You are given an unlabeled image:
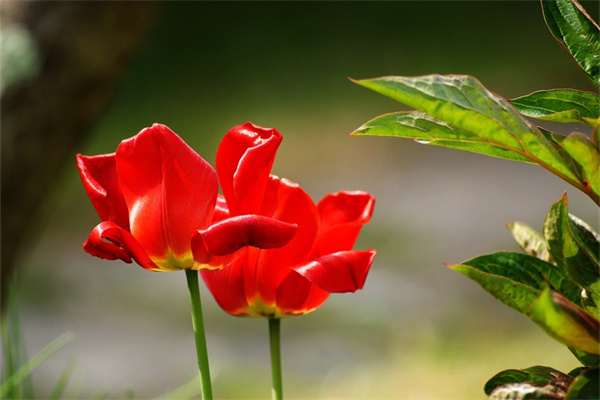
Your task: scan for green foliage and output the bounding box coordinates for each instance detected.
[1,280,74,400]
[541,0,600,88]
[506,222,552,262]
[485,366,573,399]
[448,251,581,312]
[565,366,599,399]
[544,195,600,308]
[351,74,599,204]
[527,288,599,355]
[353,0,599,398]
[0,280,202,399]
[511,89,600,127]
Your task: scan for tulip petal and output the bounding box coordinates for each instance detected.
[83,221,160,270]
[217,122,281,215]
[201,260,250,316]
[211,195,230,223]
[76,153,130,230]
[115,124,218,261]
[192,215,298,265]
[276,270,330,316]
[314,191,375,255]
[254,177,320,304]
[293,249,376,293]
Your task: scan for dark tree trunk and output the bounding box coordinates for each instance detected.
[1,1,159,309]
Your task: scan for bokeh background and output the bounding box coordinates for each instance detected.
[4,1,599,399]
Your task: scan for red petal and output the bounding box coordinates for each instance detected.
[292,249,376,293]
[276,270,329,315]
[313,191,375,256]
[253,177,320,304]
[216,122,281,215]
[211,195,230,223]
[77,153,130,230]
[83,221,159,270]
[115,124,218,260]
[201,260,250,315]
[192,215,297,264]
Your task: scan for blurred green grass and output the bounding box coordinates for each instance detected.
[12,1,599,399]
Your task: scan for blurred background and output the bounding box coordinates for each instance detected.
[2,1,599,399]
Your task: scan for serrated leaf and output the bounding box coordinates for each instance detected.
[543,194,600,298]
[485,365,573,397]
[351,74,599,204]
[566,366,600,399]
[527,288,600,355]
[448,252,581,314]
[507,221,552,262]
[542,0,600,88]
[511,89,600,127]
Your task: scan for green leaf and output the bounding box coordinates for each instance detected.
[0,332,73,399]
[351,74,599,203]
[542,0,600,88]
[561,133,600,198]
[538,128,600,201]
[49,357,76,400]
[570,214,600,275]
[539,128,587,185]
[485,365,573,397]
[511,89,600,127]
[566,366,600,399]
[353,111,534,163]
[507,221,552,262]
[569,347,600,367]
[487,382,564,400]
[543,194,600,299]
[526,288,599,355]
[448,252,581,315]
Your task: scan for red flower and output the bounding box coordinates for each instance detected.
[201,123,376,317]
[77,123,297,272]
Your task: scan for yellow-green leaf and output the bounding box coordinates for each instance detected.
[506,221,552,262]
[527,288,599,355]
[351,74,599,204]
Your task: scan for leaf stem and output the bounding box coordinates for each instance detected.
[185,269,213,400]
[269,318,283,400]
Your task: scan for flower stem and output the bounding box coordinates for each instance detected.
[269,317,283,400]
[185,269,213,400]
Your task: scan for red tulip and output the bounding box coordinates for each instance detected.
[77,123,297,272]
[201,123,376,317]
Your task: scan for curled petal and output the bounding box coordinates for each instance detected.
[217,122,282,214]
[314,191,375,255]
[76,153,130,230]
[192,215,298,264]
[83,221,159,270]
[293,249,376,293]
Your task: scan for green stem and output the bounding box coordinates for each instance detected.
[269,318,283,400]
[185,269,213,400]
